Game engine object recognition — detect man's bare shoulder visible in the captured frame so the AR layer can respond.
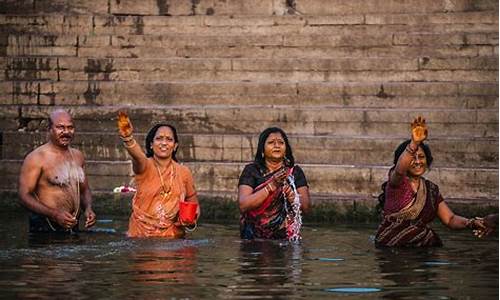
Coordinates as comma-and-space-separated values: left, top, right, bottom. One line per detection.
69, 147, 85, 163
23, 144, 49, 164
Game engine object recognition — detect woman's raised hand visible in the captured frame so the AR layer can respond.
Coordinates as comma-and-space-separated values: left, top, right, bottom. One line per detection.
117, 111, 133, 138
411, 116, 428, 144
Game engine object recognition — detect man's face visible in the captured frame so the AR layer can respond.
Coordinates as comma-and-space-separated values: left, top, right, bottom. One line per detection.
49, 113, 75, 148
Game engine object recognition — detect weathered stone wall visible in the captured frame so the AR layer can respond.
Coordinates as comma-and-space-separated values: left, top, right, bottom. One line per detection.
0, 0, 498, 211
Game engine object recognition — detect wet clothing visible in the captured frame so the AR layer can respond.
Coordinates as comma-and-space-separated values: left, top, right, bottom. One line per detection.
375, 172, 444, 247
238, 163, 307, 240
128, 159, 196, 238
29, 212, 79, 233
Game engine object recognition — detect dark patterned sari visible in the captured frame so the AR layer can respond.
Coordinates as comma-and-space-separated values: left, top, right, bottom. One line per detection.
238, 163, 307, 240
375, 174, 444, 247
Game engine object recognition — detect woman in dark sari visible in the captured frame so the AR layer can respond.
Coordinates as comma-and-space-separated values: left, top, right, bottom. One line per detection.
375, 116, 487, 247
238, 127, 311, 240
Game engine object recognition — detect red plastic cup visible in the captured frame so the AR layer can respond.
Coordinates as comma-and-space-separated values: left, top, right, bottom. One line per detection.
179, 201, 198, 225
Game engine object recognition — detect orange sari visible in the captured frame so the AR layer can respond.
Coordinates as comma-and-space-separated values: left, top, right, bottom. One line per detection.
128, 159, 197, 238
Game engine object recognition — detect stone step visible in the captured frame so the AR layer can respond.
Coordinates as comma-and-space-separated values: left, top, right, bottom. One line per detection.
1, 160, 497, 202
2, 57, 497, 82
2, 132, 497, 169
1, 69, 497, 84
1, 105, 496, 137
0, 80, 497, 108
1, 45, 497, 60
1, 11, 497, 34
2, 26, 497, 49
1, 0, 497, 16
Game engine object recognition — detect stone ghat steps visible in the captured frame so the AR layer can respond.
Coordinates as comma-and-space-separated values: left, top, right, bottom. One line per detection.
0, 0, 497, 16
1, 57, 498, 82
2, 41, 497, 60
3, 132, 497, 169
1, 11, 497, 34
1, 23, 497, 58
1, 80, 498, 107
1, 160, 497, 201
1, 12, 497, 58
1, 105, 497, 137
2, 22, 498, 44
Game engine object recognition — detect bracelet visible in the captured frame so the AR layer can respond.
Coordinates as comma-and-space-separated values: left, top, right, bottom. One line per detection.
465, 217, 481, 229
120, 135, 134, 142
123, 138, 137, 149
264, 185, 270, 194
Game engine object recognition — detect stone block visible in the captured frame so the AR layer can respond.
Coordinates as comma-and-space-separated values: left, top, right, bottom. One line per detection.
109, 0, 159, 15
86, 161, 132, 176
165, 0, 194, 16
419, 56, 498, 70
194, 0, 275, 16
79, 35, 111, 48
142, 16, 204, 27
465, 96, 499, 109
306, 15, 363, 25
459, 83, 499, 96
284, 34, 392, 47
232, 58, 416, 71
366, 11, 499, 25
295, 0, 452, 15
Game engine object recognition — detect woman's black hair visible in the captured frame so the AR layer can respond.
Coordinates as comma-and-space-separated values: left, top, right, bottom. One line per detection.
376, 139, 434, 214
392, 139, 433, 167
145, 123, 179, 161
254, 127, 295, 173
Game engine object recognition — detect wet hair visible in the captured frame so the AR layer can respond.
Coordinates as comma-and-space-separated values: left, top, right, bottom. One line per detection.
377, 140, 434, 214
47, 109, 71, 129
254, 127, 295, 172
145, 123, 179, 161
392, 139, 433, 167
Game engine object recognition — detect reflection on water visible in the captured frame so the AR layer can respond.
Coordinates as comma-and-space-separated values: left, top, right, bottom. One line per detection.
231, 240, 303, 299
0, 214, 497, 299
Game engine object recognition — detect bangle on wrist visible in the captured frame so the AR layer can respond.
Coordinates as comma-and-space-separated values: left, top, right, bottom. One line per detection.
120, 135, 134, 142
264, 185, 270, 194
465, 217, 480, 229
123, 138, 137, 148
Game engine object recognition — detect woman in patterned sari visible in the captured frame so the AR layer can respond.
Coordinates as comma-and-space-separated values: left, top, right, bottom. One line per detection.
117, 111, 200, 238
375, 116, 486, 247
238, 127, 311, 240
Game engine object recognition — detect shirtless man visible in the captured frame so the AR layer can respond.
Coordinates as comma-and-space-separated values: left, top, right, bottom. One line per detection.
18, 109, 96, 233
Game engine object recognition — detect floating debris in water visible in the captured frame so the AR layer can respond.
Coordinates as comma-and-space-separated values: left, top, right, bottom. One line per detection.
96, 219, 113, 223
325, 287, 381, 293
317, 257, 345, 262
90, 228, 117, 233
424, 260, 453, 266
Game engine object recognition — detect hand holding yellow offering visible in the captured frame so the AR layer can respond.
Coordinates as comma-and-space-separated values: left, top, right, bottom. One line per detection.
117, 111, 133, 138
411, 116, 427, 144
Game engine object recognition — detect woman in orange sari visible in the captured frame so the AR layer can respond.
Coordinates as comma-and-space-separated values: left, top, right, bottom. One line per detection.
117, 112, 200, 238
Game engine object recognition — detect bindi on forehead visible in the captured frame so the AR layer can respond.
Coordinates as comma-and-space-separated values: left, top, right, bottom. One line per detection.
267, 133, 284, 141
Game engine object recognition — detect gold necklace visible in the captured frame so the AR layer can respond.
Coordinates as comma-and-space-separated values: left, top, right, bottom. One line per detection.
154, 160, 175, 200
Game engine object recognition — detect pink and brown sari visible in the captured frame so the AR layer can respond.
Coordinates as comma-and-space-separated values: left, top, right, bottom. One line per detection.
375, 173, 444, 247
